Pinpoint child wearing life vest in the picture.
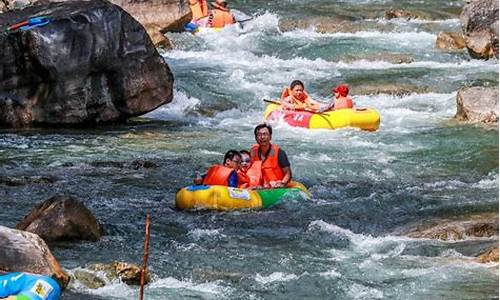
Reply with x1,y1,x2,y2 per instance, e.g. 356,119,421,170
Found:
236,150,251,189
319,84,354,112
280,80,320,112
207,0,236,28
194,150,241,187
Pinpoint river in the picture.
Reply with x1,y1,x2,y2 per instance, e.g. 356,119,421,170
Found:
0,0,498,299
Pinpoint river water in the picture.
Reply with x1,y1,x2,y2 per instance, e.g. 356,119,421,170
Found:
0,0,498,299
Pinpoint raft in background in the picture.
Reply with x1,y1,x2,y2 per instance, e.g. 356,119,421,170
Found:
175,181,310,210
264,103,380,131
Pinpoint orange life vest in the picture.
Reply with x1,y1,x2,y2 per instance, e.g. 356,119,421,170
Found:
237,170,250,188
189,0,209,21
245,161,263,187
250,144,284,185
281,88,319,110
202,165,234,186
208,3,235,28
335,96,353,109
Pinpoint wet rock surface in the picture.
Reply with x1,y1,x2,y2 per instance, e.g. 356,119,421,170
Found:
406,213,498,241
436,32,466,51
0,225,70,288
460,0,499,59
455,86,499,123
476,246,499,263
16,194,102,242
0,0,174,128
72,261,150,288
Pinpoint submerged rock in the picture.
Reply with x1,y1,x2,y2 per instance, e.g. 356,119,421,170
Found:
460,0,499,59
0,225,70,289
88,262,150,286
436,32,466,51
0,0,173,128
0,175,57,186
384,9,421,20
16,194,102,242
455,87,498,123
406,213,498,241
476,246,499,263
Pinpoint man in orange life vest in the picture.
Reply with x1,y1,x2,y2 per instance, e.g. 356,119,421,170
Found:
319,84,354,112
247,123,292,188
280,80,320,112
207,0,236,28
194,150,241,187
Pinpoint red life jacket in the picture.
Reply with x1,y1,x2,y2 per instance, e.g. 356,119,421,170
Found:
335,96,353,109
202,165,234,186
208,3,235,28
250,144,284,186
189,0,209,21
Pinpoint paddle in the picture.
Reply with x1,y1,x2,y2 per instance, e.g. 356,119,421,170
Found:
262,99,328,115
236,17,254,29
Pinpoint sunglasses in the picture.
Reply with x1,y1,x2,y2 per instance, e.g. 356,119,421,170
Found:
241,159,251,163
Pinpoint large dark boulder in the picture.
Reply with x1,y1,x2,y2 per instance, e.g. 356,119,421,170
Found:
460,0,499,59
16,194,102,242
0,0,173,128
0,225,70,289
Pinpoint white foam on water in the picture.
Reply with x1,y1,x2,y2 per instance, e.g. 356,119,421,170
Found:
188,228,226,240
347,283,384,299
149,277,232,295
318,269,342,278
255,272,299,284
308,220,414,254
473,172,499,189
145,89,200,121
283,29,437,44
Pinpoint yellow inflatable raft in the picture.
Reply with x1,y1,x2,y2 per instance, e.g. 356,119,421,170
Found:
176,181,310,211
264,103,380,131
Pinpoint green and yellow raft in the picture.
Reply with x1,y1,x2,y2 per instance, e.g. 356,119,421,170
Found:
175,181,310,210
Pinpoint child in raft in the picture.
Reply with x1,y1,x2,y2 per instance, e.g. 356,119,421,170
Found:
194,150,241,187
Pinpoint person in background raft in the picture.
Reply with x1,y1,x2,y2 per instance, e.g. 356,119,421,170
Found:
184,0,209,32
319,84,353,113
189,0,209,23
207,0,236,28
280,80,320,112
248,124,292,188
0,272,61,300
194,150,241,187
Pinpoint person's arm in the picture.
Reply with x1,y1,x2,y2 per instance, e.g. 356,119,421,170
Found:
276,149,292,187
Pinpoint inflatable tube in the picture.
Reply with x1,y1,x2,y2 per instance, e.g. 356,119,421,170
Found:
175,181,310,210
264,103,380,131
0,272,61,300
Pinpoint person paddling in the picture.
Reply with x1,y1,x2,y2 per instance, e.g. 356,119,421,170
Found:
207,0,236,28
319,84,354,112
280,80,320,112
247,124,292,188
194,150,241,187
